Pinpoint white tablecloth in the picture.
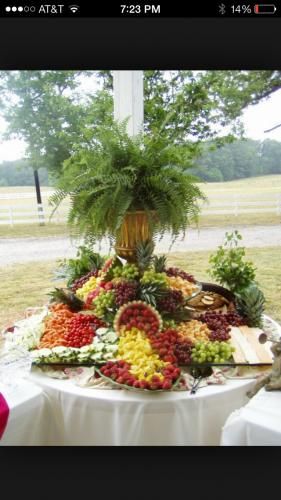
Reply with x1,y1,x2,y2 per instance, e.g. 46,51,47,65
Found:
30,372,256,445
0,380,62,445
221,388,281,446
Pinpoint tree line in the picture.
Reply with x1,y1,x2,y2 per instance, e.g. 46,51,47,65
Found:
192,138,281,182
0,160,49,187
1,138,281,187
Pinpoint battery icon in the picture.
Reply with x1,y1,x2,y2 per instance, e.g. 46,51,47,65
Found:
254,4,277,13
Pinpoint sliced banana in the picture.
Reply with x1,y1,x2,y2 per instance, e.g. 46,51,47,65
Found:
201,295,214,305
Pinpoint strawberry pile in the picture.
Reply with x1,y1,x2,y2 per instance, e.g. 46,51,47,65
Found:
100,360,181,390
114,301,162,335
148,328,178,364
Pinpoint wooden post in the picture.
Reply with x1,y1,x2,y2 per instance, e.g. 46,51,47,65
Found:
113,71,144,136
33,169,45,226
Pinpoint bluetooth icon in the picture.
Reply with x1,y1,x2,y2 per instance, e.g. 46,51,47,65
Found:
218,3,226,15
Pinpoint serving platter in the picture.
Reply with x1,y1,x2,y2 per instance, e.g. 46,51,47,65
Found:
95,367,182,392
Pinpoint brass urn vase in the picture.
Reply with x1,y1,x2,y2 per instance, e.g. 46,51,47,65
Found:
115,211,155,262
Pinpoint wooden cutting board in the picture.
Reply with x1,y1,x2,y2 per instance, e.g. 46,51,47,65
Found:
230,326,273,364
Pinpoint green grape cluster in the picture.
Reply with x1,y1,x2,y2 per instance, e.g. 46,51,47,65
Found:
162,319,177,330
191,341,235,364
112,264,139,280
92,290,115,318
140,270,168,287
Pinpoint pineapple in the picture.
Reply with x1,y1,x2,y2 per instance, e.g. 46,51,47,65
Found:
136,239,155,273
153,255,167,273
139,283,168,308
48,288,84,312
235,283,265,328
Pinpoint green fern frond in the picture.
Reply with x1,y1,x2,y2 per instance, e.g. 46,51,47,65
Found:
51,121,205,243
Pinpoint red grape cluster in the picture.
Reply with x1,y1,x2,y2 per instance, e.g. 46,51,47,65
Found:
165,267,196,283
157,289,184,313
113,280,138,307
71,269,99,292
223,311,246,326
199,311,231,341
148,328,178,364
174,339,193,365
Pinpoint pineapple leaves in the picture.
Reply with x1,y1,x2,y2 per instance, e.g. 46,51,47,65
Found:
235,283,265,328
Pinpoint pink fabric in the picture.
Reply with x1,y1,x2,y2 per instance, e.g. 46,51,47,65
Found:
0,393,10,439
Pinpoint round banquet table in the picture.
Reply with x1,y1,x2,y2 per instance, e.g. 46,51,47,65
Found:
221,388,281,446
0,380,62,446
30,371,257,446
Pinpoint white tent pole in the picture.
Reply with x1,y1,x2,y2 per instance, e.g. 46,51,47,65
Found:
113,71,144,136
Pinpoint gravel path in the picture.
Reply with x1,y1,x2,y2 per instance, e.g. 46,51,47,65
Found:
1,224,281,266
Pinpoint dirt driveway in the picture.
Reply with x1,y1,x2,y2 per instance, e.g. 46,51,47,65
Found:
1,224,280,266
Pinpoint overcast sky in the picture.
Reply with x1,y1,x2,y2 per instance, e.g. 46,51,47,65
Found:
1,82,281,162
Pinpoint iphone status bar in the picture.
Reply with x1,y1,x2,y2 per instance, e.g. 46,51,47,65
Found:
0,2,280,18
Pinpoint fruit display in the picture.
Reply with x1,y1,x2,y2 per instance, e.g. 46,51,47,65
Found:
5,244,271,392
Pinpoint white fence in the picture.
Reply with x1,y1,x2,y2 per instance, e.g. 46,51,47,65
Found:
0,203,67,226
200,192,281,216
0,191,67,226
0,192,281,226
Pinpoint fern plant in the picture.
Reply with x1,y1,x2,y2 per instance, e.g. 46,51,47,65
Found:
54,245,105,287
50,121,206,244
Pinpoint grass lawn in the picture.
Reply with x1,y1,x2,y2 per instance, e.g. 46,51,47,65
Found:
0,223,70,238
0,261,64,330
0,213,280,239
194,213,281,228
1,246,280,331
199,174,281,194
